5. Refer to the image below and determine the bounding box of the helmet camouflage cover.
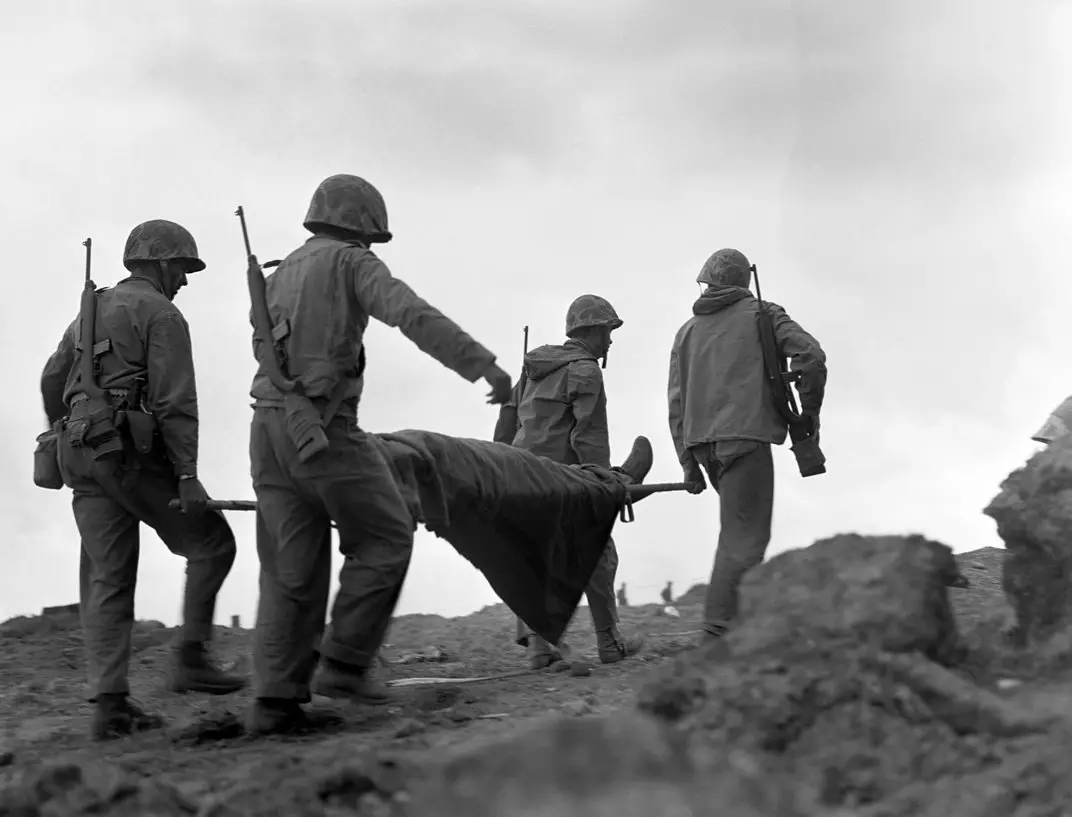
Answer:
[123,219,206,272]
[565,294,623,337]
[697,248,752,287]
[303,174,393,243]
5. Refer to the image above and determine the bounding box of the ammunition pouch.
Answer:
[68,394,124,462]
[283,392,331,464]
[33,424,65,490]
[124,409,158,455]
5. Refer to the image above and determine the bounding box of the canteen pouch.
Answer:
[33,426,64,490]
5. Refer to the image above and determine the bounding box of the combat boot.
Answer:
[596,627,644,664]
[311,658,392,705]
[170,641,248,695]
[527,634,570,670]
[91,693,166,742]
[617,436,654,485]
[246,698,345,737]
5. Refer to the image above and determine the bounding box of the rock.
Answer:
[0,749,14,767]
[393,718,426,738]
[568,661,592,677]
[984,434,1072,643]
[972,561,987,571]
[728,533,963,664]
[168,710,245,746]
[631,534,1049,810]
[201,753,410,816]
[948,572,971,589]
[561,699,594,717]
[410,712,816,816]
[0,760,199,815]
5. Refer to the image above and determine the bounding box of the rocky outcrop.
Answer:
[984,432,1072,644]
[409,534,1058,816]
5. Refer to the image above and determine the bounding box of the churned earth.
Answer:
[2,543,1069,816]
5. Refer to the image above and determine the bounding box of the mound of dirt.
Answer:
[985,432,1072,645]
[408,534,1072,816]
[674,583,707,606]
[0,534,1046,816]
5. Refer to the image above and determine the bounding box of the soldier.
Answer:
[495,294,650,669]
[668,248,827,642]
[247,173,513,736]
[660,581,673,605]
[40,220,246,742]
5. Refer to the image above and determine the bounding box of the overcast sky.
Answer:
[3,0,1069,627]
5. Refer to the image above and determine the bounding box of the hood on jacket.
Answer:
[522,339,599,381]
[693,284,753,315]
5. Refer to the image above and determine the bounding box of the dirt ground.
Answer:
[1,545,1063,816]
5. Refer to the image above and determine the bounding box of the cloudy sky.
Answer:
[3,0,1069,628]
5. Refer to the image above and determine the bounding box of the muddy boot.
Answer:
[527,634,567,670]
[311,658,392,705]
[246,698,344,737]
[596,627,644,665]
[170,641,248,695]
[91,693,166,742]
[616,436,654,485]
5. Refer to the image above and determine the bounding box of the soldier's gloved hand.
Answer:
[482,363,513,406]
[682,458,707,494]
[177,476,209,516]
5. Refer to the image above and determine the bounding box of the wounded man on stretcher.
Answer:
[180,430,684,647]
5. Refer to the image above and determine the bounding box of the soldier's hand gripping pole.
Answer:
[236,205,330,463]
[617,481,692,523]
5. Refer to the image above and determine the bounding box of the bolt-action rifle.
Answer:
[753,264,826,477]
[236,206,344,463]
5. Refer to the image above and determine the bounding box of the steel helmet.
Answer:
[565,294,623,337]
[123,220,206,273]
[303,174,393,243]
[1032,395,1072,444]
[697,248,752,287]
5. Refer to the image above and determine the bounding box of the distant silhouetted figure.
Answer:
[616,583,629,607]
[661,581,674,605]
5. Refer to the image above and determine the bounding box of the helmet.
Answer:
[697,248,752,287]
[303,174,393,243]
[1032,395,1072,444]
[123,220,205,273]
[565,294,623,337]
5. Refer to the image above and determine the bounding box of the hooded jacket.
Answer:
[668,285,826,466]
[498,339,611,468]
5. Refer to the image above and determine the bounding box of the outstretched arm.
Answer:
[351,251,498,383]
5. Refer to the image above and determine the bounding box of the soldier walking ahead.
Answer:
[495,295,650,669]
[246,174,513,735]
[668,249,827,642]
[40,220,246,742]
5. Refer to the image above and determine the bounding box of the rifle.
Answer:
[491,325,530,444]
[73,237,124,461]
[753,265,826,478]
[236,206,332,463]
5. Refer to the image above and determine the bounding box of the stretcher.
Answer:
[169,429,692,645]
